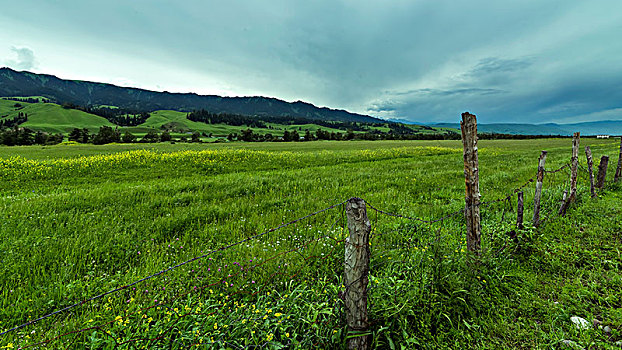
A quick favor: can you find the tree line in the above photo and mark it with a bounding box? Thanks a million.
[187,109,386,132]
[0,112,27,128]
[2,97,51,104]
[67,126,203,145]
[61,103,151,126]
[0,126,64,146]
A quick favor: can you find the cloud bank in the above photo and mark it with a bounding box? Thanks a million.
[1,1,621,123]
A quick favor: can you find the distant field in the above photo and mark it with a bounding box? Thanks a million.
[1,140,620,348]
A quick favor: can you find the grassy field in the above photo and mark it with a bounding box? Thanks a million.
[0,139,621,348]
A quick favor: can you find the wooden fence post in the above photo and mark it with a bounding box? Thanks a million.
[560,133,580,216]
[460,112,481,254]
[344,197,370,350]
[533,151,547,227]
[558,190,568,214]
[615,137,622,182]
[585,146,596,198]
[568,132,580,203]
[516,191,524,230]
[596,155,609,190]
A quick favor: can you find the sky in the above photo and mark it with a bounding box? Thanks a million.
[1,0,622,124]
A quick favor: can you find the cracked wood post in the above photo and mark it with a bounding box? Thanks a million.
[460,112,481,254]
[596,155,609,190]
[532,151,547,227]
[560,133,580,216]
[568,132,580,203]
[558,190,568,214]
[585,146,596,198]
[516,191,524,230]
[344,197,370,350]
[615,137,622,182]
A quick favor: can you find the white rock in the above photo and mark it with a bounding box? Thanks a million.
[603,325,611,333]
[570,316,591,330]
[561,340,583,349]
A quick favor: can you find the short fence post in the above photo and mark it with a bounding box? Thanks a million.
[516,191,524,229]
[596,155,609,190]
[615,137,622,182]
[585,146,596,198]
[344,197,370,350]
[558,190,568,214]
[533,151,547,227]
[460,112,481,254]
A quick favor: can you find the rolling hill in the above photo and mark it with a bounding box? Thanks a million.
[0,67,381,123]
[0,98,114,134]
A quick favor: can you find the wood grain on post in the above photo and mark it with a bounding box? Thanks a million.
[558,190,568,215]
[560,133,580,216]
[568,132,580,203]
[532,151,547,227]
[596,155,609,190]
[615,138,622,182]
[344,197,370,350]
[516,191,524,230]
[460,112,481,254]
[585,146,596,198]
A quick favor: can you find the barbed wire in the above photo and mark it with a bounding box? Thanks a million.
[19,229,347,348]
[0,200,347,339]
[1,153,610,348]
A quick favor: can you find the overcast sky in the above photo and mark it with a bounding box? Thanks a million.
[1,1,621,123]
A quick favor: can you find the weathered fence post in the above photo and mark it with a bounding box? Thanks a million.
[344,197,370,350]
[533,151,547,227]
[585,146,596,198]
[615,137,622,182]
[596,155,609,190]
[516,191,524,230]
[558,190,568,214]
[568,132,580,203]
[560,132,580,216]
[460,112,481,254]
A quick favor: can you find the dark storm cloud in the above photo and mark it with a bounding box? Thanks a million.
[1,1,622,123]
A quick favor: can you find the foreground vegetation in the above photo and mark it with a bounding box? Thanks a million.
[0,139,621,348]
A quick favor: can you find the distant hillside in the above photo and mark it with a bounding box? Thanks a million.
[0,67,382,123]
[0,98,113,134]
[432,121,622,136]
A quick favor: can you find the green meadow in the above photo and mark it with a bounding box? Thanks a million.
[1,99,440,140]
[0,139,621,348]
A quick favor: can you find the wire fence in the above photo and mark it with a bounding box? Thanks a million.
[1,141,620,349]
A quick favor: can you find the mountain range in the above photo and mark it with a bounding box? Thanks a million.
[431,122,622,136]
[0,67,381,123]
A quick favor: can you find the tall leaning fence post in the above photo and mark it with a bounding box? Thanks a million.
[568,132,580,203]
[560,132,580,216]
[460,112,481,254]
[596,155,609,190]
[615,137,622,182]
[344,197,371,350]
[585,146,596,198]
[533,151,547,227]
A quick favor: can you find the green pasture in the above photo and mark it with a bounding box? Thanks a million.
[0,139,621,348]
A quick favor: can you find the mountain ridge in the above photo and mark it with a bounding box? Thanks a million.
[430,121,622,136]
[0,67,382,123]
